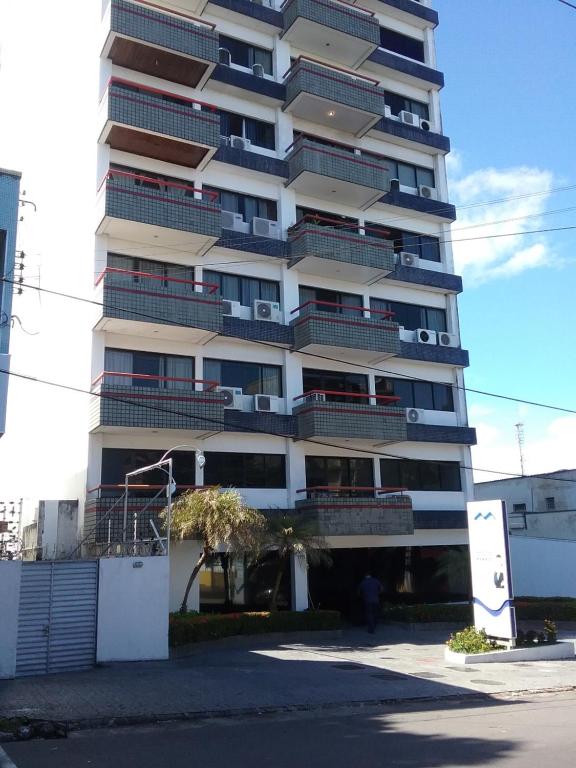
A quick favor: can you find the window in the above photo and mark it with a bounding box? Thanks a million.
[295,206,358,232]
[204,359,283,397]
[545,497,556,511]
[370,297,447,332]
[299,286,362,317]
[104,348,194,388]
[101,448,197,495]
[365,223,441,262]
[204,452,286,488]
[390,160,435,190]
[379,27,425,62]
[303,369,368,403]
[305,456,374,495]
[107,253,194,285]
[219,35,273,75]
[219,110,275,150]
[205,186,277,223]
[203,270,280,306]
[385,91,429,120]
[375,376,453,411]
[513,503,527,513]
[380,459,462,492]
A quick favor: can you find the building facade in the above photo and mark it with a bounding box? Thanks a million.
[0,168,22,438]
[87,0,475,610]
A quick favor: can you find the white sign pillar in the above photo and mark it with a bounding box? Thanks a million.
[467,500,517,641]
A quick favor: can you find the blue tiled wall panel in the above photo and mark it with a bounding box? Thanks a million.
[400,341,469,367]
[213,145,289,178]
[407,423,477,445]
[222,316,294,345]
[224,410,297,436]
[210,0,282,25]
[377,0,438,25]
[414,509,467,529]
[0,171,20,356]
[367,48,444,87]
[380,189,457,221]
[374,117,450,152]
[211,63,286,101]
[388,266,463,293]
[282,0,380,47]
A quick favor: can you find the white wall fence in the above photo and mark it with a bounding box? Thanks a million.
[510,535,576,598]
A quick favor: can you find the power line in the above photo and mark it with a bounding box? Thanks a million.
[3,276,575,416]
[558,0,576,10]
[3,364,576,486]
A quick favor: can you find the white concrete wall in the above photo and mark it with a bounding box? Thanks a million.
[510,536,576,598]
[97,556,169,662]
[0,560,21,679]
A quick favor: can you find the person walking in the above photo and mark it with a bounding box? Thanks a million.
[359,573,383,634]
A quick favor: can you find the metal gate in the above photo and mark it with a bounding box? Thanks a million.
[16,560,98,676]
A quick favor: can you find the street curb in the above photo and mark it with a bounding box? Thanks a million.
[3,685,576,740]
[0,746,18,768]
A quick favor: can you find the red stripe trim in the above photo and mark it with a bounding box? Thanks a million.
[95,267,218,292]
[288,142,388,173]
[105,183,221,215]
[284,55,380,85]
[109,91,220,124]
[289,227,392,250]
[99,391,224,404]
[285,64,381,98]
[109,77,217,110]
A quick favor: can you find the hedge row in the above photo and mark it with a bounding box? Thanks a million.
[169,610,342,646]
[381,598,576,624]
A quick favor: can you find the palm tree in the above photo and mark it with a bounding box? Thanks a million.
[162,488,265,614]
[262,514,332,611]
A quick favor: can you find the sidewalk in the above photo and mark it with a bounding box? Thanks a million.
[1,626,575,729]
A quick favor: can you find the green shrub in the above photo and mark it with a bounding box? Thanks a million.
[169,610,342,647]
[515,599,576,621]
[381,603,472,624]
[447,626,503,654]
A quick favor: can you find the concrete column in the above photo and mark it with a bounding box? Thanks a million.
[291,552,309,611]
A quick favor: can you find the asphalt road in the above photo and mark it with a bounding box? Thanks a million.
[4,691,576,768]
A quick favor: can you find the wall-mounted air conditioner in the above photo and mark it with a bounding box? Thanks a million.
[219,47,231,66]
[399,110,419,126]
[438,332,459,348]
[420,118,432,132]
[252,217,280,239]
[419,185,437,200]
[398,251,419,268]
[303,392,326,404]
[221,210,245,231]
[217,386,243,410]
[230,135,251,151]
[221,299,242,317]
[254,394,280,413]
[384,104,393,119]
[415,328,437,345]
[406,407,426,424]
[253,300,282,323]
[252,63,265,77]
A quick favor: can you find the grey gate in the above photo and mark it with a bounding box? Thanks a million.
[16,560,98,676]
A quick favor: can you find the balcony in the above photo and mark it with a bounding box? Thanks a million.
[285,136,390,209]
[96,169,221,255]
[291,300,400,364]
[101,0,218,88]
[294,487,414,536]
[281,0,379,70]
[89,372,225,435]
[283,57,386,137]
[99,79,220,170]
[288,215,395,282]
[294,391,407,444]
[94,268,223,343]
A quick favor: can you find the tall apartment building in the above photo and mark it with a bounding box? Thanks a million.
[87,0,476,610]
[0,168,22,438]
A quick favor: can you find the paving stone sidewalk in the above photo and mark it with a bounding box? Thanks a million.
[1,626,575,727]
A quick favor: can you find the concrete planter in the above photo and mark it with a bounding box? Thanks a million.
[445,640,575,665]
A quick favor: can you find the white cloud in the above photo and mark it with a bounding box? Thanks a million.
[448,164,557,285]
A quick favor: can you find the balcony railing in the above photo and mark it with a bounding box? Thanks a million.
[101,78,220,169]
[286,136,389,209]
[89,371,225,433]
[294,486,413,535]
[288,214,395,280]
[281,0,379,69]
[290,300,400,362]
[95,267,223,338]
[293,390,406,442]
[103,0,218,88]
[283,57,386,136]
[96,169,221,253]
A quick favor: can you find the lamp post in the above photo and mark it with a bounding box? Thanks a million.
[122,445,206,555]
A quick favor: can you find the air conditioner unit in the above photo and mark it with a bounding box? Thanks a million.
[230,135,251,151]
[420,118,432,132]
[221,210,244,231]
[216,386,243,409]
[219,47,231,66]
[221,299,242,317]
[252,63,265,78]
[419,184,437,200]
[398,251,419,268]
[399,110,419,126]
[416,328,437,345]
[303,392,326,404]
[438,331,458,348]
[252,217,280,239]
[254,394,280,413]
[253,299,282,323]
[406,407,426,424]
[384,104,392,119]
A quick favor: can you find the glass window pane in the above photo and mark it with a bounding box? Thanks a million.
[398,163,417,188]
[259,279,280,303]
[389,378,414,408]
[433,383,454,412]
[419,461,442,491]
[425,308,447,332]
[413,381,434,410]
[221,274,241,303]
[439,463,462,491]
[380,460,401,488]
[165,356,194,388]
[204,359,221,387]
[389,301,421,330]
[419,236,441,262]
[399,460,420,490]
[417,167,435,188]
[261,366,282,397]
